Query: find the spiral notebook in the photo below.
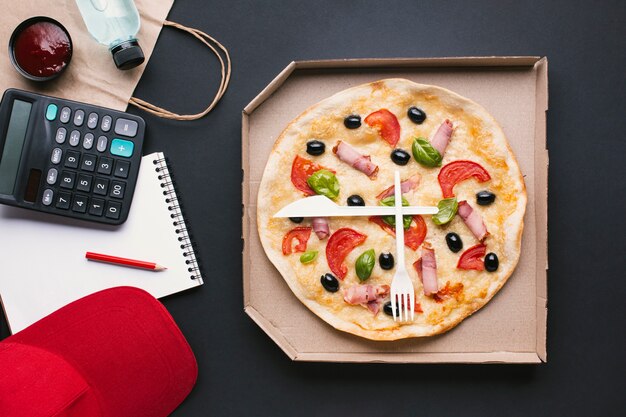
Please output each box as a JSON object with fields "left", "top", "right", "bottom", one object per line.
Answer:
{"left": 0, "top": 152, "right": 203, "bottom": 333}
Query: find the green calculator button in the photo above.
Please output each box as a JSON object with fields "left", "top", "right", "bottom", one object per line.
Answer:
{"left": 45, "top": 104, "right": 58, "bottom": 121}
{"left": 110, "top": 138, "right": 134, "bottom": 158}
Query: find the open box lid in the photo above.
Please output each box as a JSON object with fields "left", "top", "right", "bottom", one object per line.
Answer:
{"left": 242, "top": 57, "right": 548, "bottom": 363}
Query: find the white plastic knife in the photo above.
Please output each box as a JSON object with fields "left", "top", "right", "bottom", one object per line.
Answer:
{"left": 273, "top": 195, "right": 438, "bottom": 218}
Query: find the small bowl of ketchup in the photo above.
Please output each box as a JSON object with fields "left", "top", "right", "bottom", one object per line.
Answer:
{"left": 9, "top": 16, "right": 73, "bottom": 82}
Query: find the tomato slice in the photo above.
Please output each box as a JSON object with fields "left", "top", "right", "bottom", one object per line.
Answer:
{"left": 364, "top": 109, "right": 400, "bottom": 146}
{"left": 326, "top": 228, "right": 367, "bottom": 279}
{"left": 456, "top": 243, "right": 486, "bottom": 270}
{"left": 282, "top": 226, "right": 312, "bottom": 255}
{"left": 438, "top": 160, "right": 491, "bottom": 198}
{"left": 290, "top": 155, "right": 334, "bottom": 196}
{"left": 368, "top": 215, "right": 427, "bottom": 251}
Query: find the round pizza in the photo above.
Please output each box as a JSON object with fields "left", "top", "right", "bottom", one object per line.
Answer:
{"left": 257, "top": 78, "right": 526, "bottom": 340}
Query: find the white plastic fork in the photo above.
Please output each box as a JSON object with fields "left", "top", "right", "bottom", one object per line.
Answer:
{"left": 390, "top": 171, "right": 415, "bottom": 322}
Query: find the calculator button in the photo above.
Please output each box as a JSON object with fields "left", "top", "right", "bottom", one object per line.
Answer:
{"left": 105, "top": 201, "right": 122, "bottom": 220}
{"left": 114, "top": 160, "right": 130, "bottom": 178}
{"left": 110, "top": 181, "right": 126, "bottom": 199}
{"left": 93, "top": 177, "right": 109, "bottom": 196}
{"left": 110, "top": 138, "right": 134, "bottom": 158}
{"left": 64, "top": 150, "right": 80, "bottom": 169}
{"left": 46, "top": 168, "right": 58, "bottom": 185}
{"left": 55, "top": 192, "right": 71, "bottom": 210}
{"left": 114, "top": 118, "right": 138, "bottom": 137}
{"left": 83, "top": 133, "right": 95, "bottom": 150}
{"left": 89, "top": 198, "right": 105, "bottom": 216}
{"left": 51, "top": 148, "right": 62, "bottom": 164}
{"left": 60, "top": 171, "right": 76, "bottom": 189}
{"left": 81, "top": 154, "right": 97, "bottom": 172}
{"left": 69, "top": 130, "right": 81, "bottom": 147}
{"left": 42, "top": 189, "right": 54, "bottom": 206}
{"left": 55, "top": 127, "right": 67, "bottom": 144}
{"left": 45, "top": 104, "right": 58, "bottom": 121}
{"left": 101, "top": 115, "right": 112, "bottom": 132}
{"left": 97, "top": 135, "right": 108, "bottom": 152}
{"left": 59, "top": 107, "right": 71, "bottom": 123}
{"left": 72, "top": 195, "right": 88, "bottom": 213}
{"left": 73, "top": 109, "right": 85, "bottom": 126}
{"left": 87, "top": 112, "right": 98, "bottom": 129}
{"left": 97, "top": 157, "right": 113, "bottom": 175}
{"left": 76, "top": 174, "right": 93, "bottom": 192}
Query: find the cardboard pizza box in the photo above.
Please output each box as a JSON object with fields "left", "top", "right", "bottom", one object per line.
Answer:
{"left": 242, "top": 57, "right": 548, "bottom": 363}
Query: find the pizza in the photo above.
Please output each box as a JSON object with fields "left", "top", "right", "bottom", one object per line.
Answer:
{"left": 256, "top": 78, "right": 526, "bottom": 341}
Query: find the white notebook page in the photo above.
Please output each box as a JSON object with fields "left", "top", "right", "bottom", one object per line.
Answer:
{"left": 0, "top": 152, "right": 202, "bottom": 332}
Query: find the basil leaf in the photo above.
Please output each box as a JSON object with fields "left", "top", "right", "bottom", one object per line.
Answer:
{"left": 380, "top": 196, "right": 411, "bottom": 230}
{"left": 355, "top": 249, "right": 376, "bottom": 281}
{"left": 432, "top": 197, "right": 458, "bottom": 225}
{"left": 299, "top": 250, "right": 318, "bottom": 264}
{"left": 412, "top": 137, "right": 442, "bottom": 167}
{"left": 306, "top": 169, "right": 340, "bottom": 199}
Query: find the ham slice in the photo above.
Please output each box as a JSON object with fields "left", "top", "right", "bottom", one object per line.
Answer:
{"left": 375, "top": 173, "right": 421, "bottom": 200}
{"left": 312, "top": 217, "right": 330, "bottom": 240}
{"left": 333, "top": 141, "right": 379, "bottom": 178}
{"left": 457, "top": 200, "right": 489, "bottom": 241}
{"left": 413, "top": 246, "right": 438, "bottom": 295}
{"left": 343, "top": 284, "right": 390, "bottom": 315}
{"left": 430, "top": 119, "right": 454, "bottom": 156}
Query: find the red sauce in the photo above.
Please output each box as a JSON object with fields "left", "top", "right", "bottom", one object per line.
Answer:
{"left": 13, "top": 21, "right": 71, "bottom": 78}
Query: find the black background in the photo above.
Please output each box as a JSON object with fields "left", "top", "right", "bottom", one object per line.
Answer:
{"left": 2, "top": 1, "right": 625, "bottom": 416}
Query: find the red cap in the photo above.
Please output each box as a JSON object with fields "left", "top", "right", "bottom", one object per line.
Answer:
{"left": 0, "top": 287, "right": 197, "bottom": 417}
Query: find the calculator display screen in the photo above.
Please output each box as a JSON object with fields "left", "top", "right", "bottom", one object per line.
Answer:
{"left": 0, "top": 100, "right": 32, "bottom": 195}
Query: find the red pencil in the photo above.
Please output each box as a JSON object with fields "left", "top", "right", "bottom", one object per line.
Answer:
{"left": 85, "top": 252, "right": 167, "bottom": 271}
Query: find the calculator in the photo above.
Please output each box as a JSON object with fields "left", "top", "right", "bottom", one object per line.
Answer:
{"left": 0, "top": 89, "right": 145, "bottom": 225}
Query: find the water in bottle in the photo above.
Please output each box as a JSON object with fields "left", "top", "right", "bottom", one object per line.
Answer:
{"left": 75, "top": 0, "right": 145, "bottom": 70}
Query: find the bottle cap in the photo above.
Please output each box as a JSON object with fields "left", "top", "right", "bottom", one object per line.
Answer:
{"left": 111, "top": 40, "right": 145, "bottom": 70}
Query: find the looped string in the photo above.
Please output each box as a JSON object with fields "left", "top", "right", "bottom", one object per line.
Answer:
{"left": 128, "top": 20, "right": 231, "bottom": 120}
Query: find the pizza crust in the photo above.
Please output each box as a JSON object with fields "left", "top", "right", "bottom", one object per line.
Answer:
{"left": 257, "top": 79, "right": 527, "bottom": 340}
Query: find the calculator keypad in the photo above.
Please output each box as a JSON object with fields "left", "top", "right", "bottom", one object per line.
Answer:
{"left": 64, "top": 151, "right": 80, "bottom": 169}
{"left": 37, "top": 97, "right": 143, "bottom": 224}
{"left": 83, "top": 133, "right": 95, "bottom": 150}
{"left": 59, "top": 107, "right": 71, "bottom": 123}
{"left": 87, "top": 112, "right": 98, "bottom": 129}
{"left": 60, "top": 171, "right": 75, "bottom": 189}
{"left": 69, "top": 130, "right": 80, "bottom": 147}
{"left": 101, "top": 115, "right": 112, "bottom": 132}
{"left": 46, "top": 168, "right": 58, "bottom": 185}
{"left": 73, "top": 109, "right": 85, "bottom": 126}
{"left": 51, "top": 148, "right": 62, "bottom": 164}
{"left": 55, "top": 192, "right": 71, "bottom": 210}
{"left": 55, "top": 127, "right": 67, "bottom": 144}
{"left": 97, "top": 136, "right": 108, "bottom": 152}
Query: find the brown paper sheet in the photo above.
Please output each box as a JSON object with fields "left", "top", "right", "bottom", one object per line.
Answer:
{"left": 242, "top": 57, "right": 548, "bottom": 363}
{"left": 1, "top": 0, "right": 174, "bottom": 110}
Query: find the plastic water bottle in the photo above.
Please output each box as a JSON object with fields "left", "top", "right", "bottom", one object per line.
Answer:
{"left": 75, "top": 0, "right": 145, "bottom": 70}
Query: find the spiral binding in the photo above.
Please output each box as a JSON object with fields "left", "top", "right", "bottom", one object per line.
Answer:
{"left": 153, "top": 156, "right": 202, "bottom": 281}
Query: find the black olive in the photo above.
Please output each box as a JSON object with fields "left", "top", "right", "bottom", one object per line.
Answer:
{"left": 379, "top": 252, "right": 395, "bottom": 270}
{"left": 485, "top": 253, "right": 499, "bottom": 272}
{"left": 476, "top": 190, "right": 496, "bottom": 206}
{"left": 407, "top": 107, "right": 426, "bottom": 124}
{"left": 391, "top": 149, "right": 411, "bottom": 166}
{"left": 306, "top": 140, "right": 325, "bottom": 156}
{"left": 445, "top": 232, "right": 463, "bottom": 253}
{"left": 344, "top": 115, "right": 361, "bottom": 129}
{"left": 383, "top": 301, "right": 399, "bottom": 317}
{"left": 347, "top": 195, "right": 365, "bottom": 206}
{"left": 289, "top": 217, "right": 304, "bottom": 223}
{"left": 321, "top": 273, "right": 340, "bottom": 292}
